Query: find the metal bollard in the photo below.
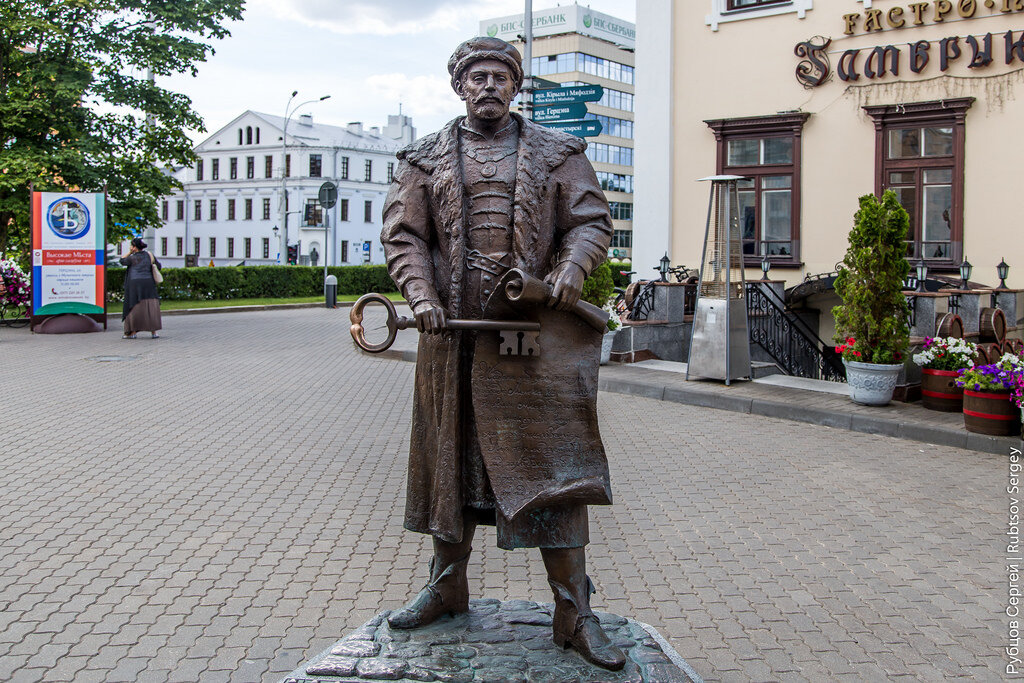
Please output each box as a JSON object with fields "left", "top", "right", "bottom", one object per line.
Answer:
{"left": 325, "top": 274, "right": 337, "bottom": 309}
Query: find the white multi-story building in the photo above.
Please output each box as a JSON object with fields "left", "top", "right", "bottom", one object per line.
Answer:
{"left": 124, "top": 110, "right": 415, "bottom": 268}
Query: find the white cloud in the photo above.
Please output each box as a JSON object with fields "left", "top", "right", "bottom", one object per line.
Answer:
{"left": 365, "top": 73, "right": 462, "bottom": 119}
{"left": 250, "top": 0, "right": 525, "bottom": 36}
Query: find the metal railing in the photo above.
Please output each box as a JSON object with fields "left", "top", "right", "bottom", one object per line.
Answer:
{"left": 745, "top": 283, "right": 846, "bottom": 382}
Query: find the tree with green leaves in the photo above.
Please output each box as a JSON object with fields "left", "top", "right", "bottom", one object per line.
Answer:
{"left": 0, "top": 0, "right": 244, "bottom": 261}
{"left": 832, "top": 190, "right": 911, "bottom": 364}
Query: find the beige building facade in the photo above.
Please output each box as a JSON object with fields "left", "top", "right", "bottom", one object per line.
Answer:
{"left": 636, "top": 0, "right": 1024, "bottom": 293}
{"left": 481, "top": 6, "right": 636, "bottom": 261}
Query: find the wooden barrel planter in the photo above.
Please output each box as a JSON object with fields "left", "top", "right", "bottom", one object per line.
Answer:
{"left": 963, "top": 389, "right": 1021, "bottom": 435}
{"left": 920, "top": 368, "right": 964, "bottom": 411}
{"left": 979, "top": 307, "right": 1007, "bottom": 343}
{"left": 973, "top": 346, "right": 991, "bottom": 366}
{"left": 1007, "top": 338, "right": 1024, "bottom": 356}
{"left": 982, "top": 342, "right": 1004, "bottom": 363}
{"left": 935, "top": 312, "right": 964, "bottom": 338}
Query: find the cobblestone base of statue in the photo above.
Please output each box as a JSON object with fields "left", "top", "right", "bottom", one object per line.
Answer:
{"left": 282, "top": 598, "right": 702, "bottom": 683}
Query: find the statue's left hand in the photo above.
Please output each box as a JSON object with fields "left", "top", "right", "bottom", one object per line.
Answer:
{"left": 544, "top": 262, "right": 585, "bottom": 312}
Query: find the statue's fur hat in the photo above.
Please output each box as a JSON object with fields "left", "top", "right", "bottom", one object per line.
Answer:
{"left": 448, "top": 37, "right": 524, "bottom": 92}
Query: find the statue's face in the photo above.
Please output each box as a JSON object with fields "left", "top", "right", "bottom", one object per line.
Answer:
{"left": 456, "top": 59, "right": 518, "bottom": 121}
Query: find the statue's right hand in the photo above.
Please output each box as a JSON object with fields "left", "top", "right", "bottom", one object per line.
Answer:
{"left": 412, "top": 301, "right": 447, "bottom": 334}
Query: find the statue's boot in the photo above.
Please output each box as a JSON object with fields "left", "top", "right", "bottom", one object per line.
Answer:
{"left": 543, "top": 547, "right": 627, "bottom": 671}
{"left": 388, "top": 531, "right": 473, "bottom": 629}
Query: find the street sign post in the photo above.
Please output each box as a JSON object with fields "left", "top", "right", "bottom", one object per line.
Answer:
{"left": 539, "top": 120, "right": 604, "bottom": 137}
{"left": 533, "top": 84, "right": 604, "bottom": 106}
{"left": 532, "top": 103, "right": 588, "bottom": 123}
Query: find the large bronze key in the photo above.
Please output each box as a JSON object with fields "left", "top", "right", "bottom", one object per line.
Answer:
{"left": 349, "top": 293, "right": 540, "bottom": 354}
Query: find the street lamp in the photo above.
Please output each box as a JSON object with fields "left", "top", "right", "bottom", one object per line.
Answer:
{"left": 658, "top": 253, "right": 671, "bottom": 282}
{"left": 760, "top": 255, "right": 771, "bottom": 281}
{"left": 958, "top": 258, "right": 972, "bottom": 290}
{"left": 280, "top": 91, "right": 331, "bottom": 266}
{"left": 272, "top": 226, "right": 279, "bottom": 263}
{"left": 915, "top": 260, "right": 928, "bottom": 293}
{"left": 997, "top": 258, "right": 1010, "bottom": 289}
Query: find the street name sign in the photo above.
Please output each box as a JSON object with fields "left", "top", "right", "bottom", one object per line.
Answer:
{"left": 532, "top": 103, "right": 588, "bottom": 123}
{"left": 533, "top": 85, "right": 604, "bottom": 106}
{"left": 539, "top": 120, "right": 604, "bottom": 137}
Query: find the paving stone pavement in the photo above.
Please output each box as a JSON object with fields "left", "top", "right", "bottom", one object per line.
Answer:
{"left": 0, "top": 308, "right": 1012, "bottom": 681}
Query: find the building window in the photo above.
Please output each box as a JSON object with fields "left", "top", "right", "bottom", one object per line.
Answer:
{"left": 596, "top": 172, "right": 634, "bottom": 194}
{"left": 176, "top": 200, "right": 184, "bottom": 220}
{"left": 310, "top": 154, "right": 322, "bottom": 178}
{"left": 244, "top": 198, "right": 253, "bottom": 220}
{"left": 176, "top": 237, "right": 183, "bottom": 256}
{"left": 727, "top": 0, "right": 789, "bottom": 9}
{"left": 707, "top": 0, "right": 811, "bottom": 31}
{"left": 212, "top": 159, "right": 219, "bottom": 180}
{"left": 196, "top": 159, "right": 204, "bottom": 181}
{"left": 256, "top": 128, "right": 260, "bottom": 144}
{"left": 227, "top": 199, "right": 236, "bottom": 220}
{"left": 209, "top": 237, "right": 216, "bottom": 258}
{"left": 246, "top": 126, "right": 252, "bottom": 145}
{"left": 194, "top": 200, "right": 202, "bottom": 221}
{"left": 227, "top": 237, "right": 234, "bottom": 258}
{"left": 194, "top": 236, "right": 200, "bottom": 257}
{"left": 265, "top": 155, "right": 273, "bottom": 178}
{"left": 340, "top": 157, "right": 349, "bottom": 180}
{"left": 246, "top": 156, "right": 254, "bottom": 179}
{"left": 161, "top": 200, "right": 169, "bottom": 220}
{"left": 364, "top": 159, "right": 372, "bottom": 182}
{"left": 609, "top": 202, "right": 633, "bottom": 221}
{"left": 244, "top": 237, "right": 252, "bottom": 258}
{"left": 304, "top": 199, "right": 322, "bottom": 226}
{"left": 864, "top": 98, "right": 973, "bottom": 268}
{"left": 706, "top": 112, "right": 809, "bottom": 265}
{"left": 341, "top": 240, "right": 348, "bottom": 262}
{"left": 364, "top": 200, "right": 373, "bottom": 222}
{"left": 532, "top": 53, "right": 634, "bottom": 85}
{"left": 161, "top": 237, "right": 168, "bottom": 256}
{"left": 387, "top": 162, "right": 394, "bottom": 182}
{"left": 340, "top": 198, "right": 349, "bottom": 222}
{"left": 209, "top": 199, "right": 217, "bottom": 221}
{"left": 229, "top": 157, "right": 238, "bottom": 179}
{"left": 262, "top": 197, "right": 271, "bottom": 220}
{"left": 610, "top": 230, "right": 632, "bottom": 248}
{"left": 583, "top": 113, "right": 633, "bottom": 139}
{"left": 262, "top": 237, "right": 270, "bottom": 259}
{"left": 285, "top": 154, "right": 291, "bottom": 177}
{"left": 238, "top": 128, "right": 242, "bottom": 145}
{"left": 584, "top": 143, "right": 633, "bottom": 167}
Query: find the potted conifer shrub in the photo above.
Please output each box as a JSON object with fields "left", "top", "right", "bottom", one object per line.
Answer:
{"left": 832, "top": 191, "right": 910, "bottom": 406}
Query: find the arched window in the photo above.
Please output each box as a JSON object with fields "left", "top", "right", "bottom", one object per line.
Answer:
{"left": 246, "top": 126, "right": 253, "bottom": 145}
{"left": 238, "top": 128, "right": 243, "bottom": 145}
{"left": 256, "top": 128, "right": 260, "bottom": 144}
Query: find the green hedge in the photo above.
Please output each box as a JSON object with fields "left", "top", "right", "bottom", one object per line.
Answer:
{"left": 107, "top": 264, "right": 397, "bottom": 301}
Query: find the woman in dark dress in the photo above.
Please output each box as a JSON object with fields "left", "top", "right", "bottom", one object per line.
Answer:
{"left": 119, "top": 237, "right": 162, "bottom": 339}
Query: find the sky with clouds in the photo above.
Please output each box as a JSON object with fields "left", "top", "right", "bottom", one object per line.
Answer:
{"left": 163, "top": 0, "right": 636, "bottom": 143}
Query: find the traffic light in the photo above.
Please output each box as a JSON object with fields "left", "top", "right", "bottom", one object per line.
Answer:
{"left": 287, "top": 244, "right": 298, "bottom": 265}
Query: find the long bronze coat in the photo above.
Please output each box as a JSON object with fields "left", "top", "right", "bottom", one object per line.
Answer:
{"left": 381, "top": 113, "right": 613, "bottom": 543}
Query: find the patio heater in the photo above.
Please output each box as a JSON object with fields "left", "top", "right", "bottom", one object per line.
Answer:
{"left": 686, "top": 176, "right": 752, "bottom": 385}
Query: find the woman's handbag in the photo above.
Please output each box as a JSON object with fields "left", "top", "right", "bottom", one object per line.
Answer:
{"left": 148, "top": 252, "right": 164, "bottom": 284}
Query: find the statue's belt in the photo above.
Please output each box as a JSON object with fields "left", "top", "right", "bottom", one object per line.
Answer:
{"left": 465, "top": 249, "right": 509, "bottom": 276}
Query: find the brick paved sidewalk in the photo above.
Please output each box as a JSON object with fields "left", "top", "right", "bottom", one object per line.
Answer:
{"left": 0, "top": 309, "right": 1013, "bottom": 681}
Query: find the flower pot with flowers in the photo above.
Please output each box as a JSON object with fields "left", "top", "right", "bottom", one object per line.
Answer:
{"left": 1013, "top": 371, "right": 1024, "bottom": 439}
{"left": 0, "top": 256, "right": 32, "bottom": 326}
{"left": 913, "top": 336, "right": 978, "bottom": 411}
{"left": 956, "top": 353, "right": 1024, "bottom": 435}
{"left": 832, "top": 191, "right": 911, "bottom": 406}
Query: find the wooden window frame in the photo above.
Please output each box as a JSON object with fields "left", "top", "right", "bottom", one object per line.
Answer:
{"left": 864, "top": 97, "right": 973, "bottom": 271}
{"left": 705, "top": 112, "right": 809, "bottom": 268}
{"left": 726, "top": 0, "right": 790, "bottom": 11}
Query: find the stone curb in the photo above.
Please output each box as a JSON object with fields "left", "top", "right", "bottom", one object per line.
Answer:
{"left": 371, "top": 347, "right": 1022, "bottom": 456}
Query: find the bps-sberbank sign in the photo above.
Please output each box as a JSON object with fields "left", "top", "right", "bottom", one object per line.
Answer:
{"left": 481, "top": 6, "right": 635, "bottom": 50}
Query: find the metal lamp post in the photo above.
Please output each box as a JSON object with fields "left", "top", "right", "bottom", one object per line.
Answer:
{"left": 997, "top": 258, "right": 1010, "bottom": 289}
{"left": 915, "top": 260, "right": 928, "bottom": 293}
{"left": 280, "top": 91, "right": 331, "bottom": 266}
{"left": 658, "top": 253, "right": 670, "bottom": 282}
{"left": 959, "top": 258, "right": 972, "bottom": 289}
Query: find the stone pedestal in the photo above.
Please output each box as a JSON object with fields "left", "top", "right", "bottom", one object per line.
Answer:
{"left": 907, "top": 293, "right": 946, "bottom": 340}
{"left": 991, "top": 289, "right": 1021, "bottom": 329}
{"left": 651, "top": 281, "right": 694, "bottom": 324}
{"left": 283, "top": 599, "right": 702, "bottom": 683}
{"left": 946, "top": 291, "right": 984, "bottom": 335}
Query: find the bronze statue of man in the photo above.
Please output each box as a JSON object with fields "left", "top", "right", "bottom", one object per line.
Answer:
{"left": 380, "top": 37, "right": 623, "bottom": 671}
